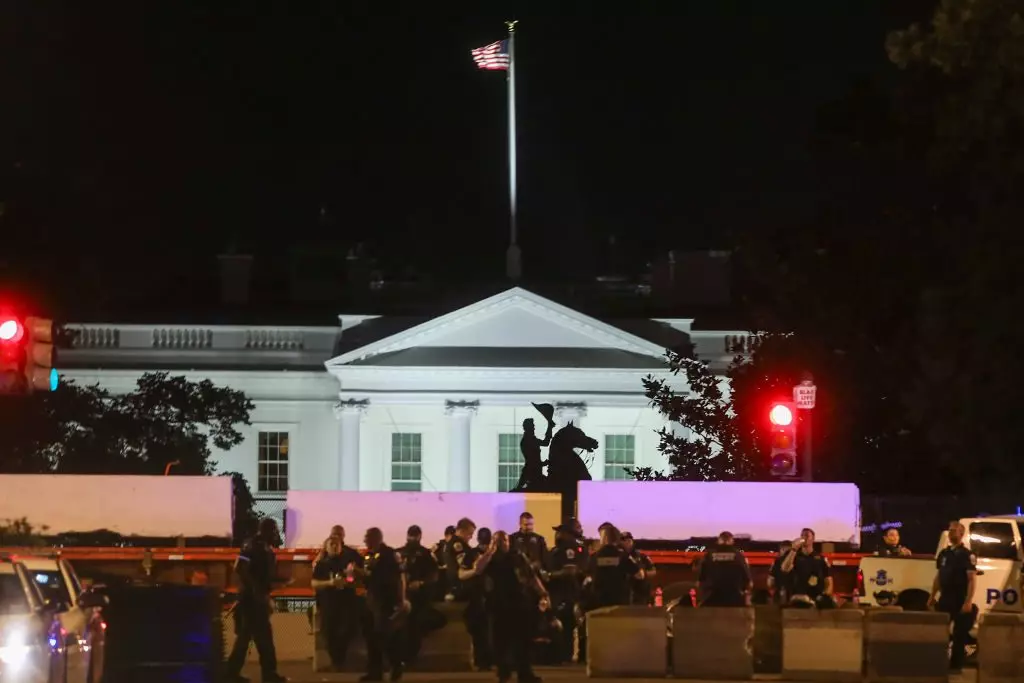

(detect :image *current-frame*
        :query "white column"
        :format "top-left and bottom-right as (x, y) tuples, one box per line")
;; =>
(445, 400), (479, 492)
(334, 399), (368, 491)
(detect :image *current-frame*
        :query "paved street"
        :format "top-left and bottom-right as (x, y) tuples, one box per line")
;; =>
(243, 662), (978, 683)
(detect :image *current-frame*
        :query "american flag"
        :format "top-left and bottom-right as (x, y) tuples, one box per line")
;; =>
(471, 40), (509, 71)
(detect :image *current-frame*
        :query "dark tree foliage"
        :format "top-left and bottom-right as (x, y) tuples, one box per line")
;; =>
(732, 0), (1024, 495)
(639, 335), (813, 482)
(0, 371), (254, 476)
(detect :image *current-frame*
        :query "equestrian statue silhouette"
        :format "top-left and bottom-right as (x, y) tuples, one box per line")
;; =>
(512, 403), (598, 505)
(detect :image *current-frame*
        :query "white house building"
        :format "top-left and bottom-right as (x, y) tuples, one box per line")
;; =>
(59, 287), (749, 505)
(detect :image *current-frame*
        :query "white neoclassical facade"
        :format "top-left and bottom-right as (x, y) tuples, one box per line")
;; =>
(60, 287), (748, 500)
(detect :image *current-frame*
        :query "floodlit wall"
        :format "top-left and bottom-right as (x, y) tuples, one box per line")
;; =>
(0, 474), (234, 538)
(285, 491), (562, 548)
(577, 480), (861, 544)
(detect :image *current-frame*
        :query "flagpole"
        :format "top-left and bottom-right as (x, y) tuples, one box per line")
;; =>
(505, 20), (521, 281)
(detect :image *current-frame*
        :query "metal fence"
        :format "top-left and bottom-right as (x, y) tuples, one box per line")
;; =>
(252, 496), (287, 533)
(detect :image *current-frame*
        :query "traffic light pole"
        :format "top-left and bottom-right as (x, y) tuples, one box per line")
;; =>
(802, 408), (814, 482)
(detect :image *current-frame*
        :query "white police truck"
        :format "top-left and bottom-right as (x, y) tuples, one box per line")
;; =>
(857, 515), (1024, 623)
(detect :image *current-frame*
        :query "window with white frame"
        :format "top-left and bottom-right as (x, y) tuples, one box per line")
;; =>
(603, 434), (635, 480)
(391, 433), (423, 491)
(498, 434), (521, 492)
(257, 431), (290, 493)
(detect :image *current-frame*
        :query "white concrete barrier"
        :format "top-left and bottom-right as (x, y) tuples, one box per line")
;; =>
(978, 612), (1024, 683)
(586, 606), (668, 678)
(781, 609), (864, 682)
(864, 609), (950, 683)
(671, 607), (754, 680)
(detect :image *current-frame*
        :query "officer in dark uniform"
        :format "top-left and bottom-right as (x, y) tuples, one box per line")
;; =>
(547, 522), (588, 663)
(399, 525), (439, 665)
(696, 531), (752, 607)
(360, 526), (409, 682)
(433, 525), (456, 600)
(311, 535), (364, 671)
(225, 517), (287, 683)
(876, 527), (912, 557)
(585, 524), (641, 608)
(476, 527), (492, 551)
(780, 528), (834, 607)
(510, 512), (549, 570)
(449, 517), (492, 670)
(473, 530), (550, 683)
(929, 521), (977, 673)
(621, 532), (656, 605)
(768, 541), (792, 605)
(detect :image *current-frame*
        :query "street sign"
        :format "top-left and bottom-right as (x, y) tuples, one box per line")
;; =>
(793, 383), (817, 409)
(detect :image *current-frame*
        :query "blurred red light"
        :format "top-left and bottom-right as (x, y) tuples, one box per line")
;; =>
(769, 404), (794, 426)
(0, 318), (23, 343)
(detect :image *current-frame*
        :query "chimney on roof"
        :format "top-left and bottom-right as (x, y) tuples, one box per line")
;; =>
(218, 247), (254, 306)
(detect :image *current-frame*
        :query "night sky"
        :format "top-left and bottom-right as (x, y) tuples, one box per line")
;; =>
(0, 2), (928, 309)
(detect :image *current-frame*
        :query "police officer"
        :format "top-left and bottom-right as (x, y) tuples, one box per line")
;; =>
(433, 525), (456, 600)
(876, 527), (912, 557)
(224, 517), (287, 683)
(311, 535), (364, 671)
(585, 524), (641, 608)
(929, 521), (977, 673)
(697, 531), (751, 607)
(450, 517), (492, 671)
(767, 541), (792, 605)
(473, 530), (550, 683)
(780, 528), (834, 607)
(548, 522), (588, 663)
(510, 512), (549, 570)
(477, 527), (493, 551)
(621, 532), (656, 605)
(399, 525), (439, 665)
(360, 526), (410, 682)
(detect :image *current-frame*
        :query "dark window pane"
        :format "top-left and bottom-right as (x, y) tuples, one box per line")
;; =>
(969, 522), (1018, 560)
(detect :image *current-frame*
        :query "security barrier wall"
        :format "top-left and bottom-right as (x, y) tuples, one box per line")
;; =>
(978, 612), (1024, 683)
(863, 609), (950, 683)
(586, 606), (668, 678)
(221, 599), (966, 681)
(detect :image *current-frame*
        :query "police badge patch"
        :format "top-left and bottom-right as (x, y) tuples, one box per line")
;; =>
(566, 549), (575, 559)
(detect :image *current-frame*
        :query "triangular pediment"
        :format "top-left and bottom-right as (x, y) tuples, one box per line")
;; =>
(326, 287), (667, 367)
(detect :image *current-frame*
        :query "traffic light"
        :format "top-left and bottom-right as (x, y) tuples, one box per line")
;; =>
(22, 317), (57, 393)
(0, 315), (25, 394)
(769, 401), (798, 477)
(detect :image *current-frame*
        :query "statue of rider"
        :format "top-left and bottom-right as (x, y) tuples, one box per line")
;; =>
(513, 404), (555, 491)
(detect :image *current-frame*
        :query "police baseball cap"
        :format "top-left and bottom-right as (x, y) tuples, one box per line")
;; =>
(407, 525), (422, 536)
(621, 531), (634, 540)
(553, 522), (576, 533)
(444, 525), (456, 535)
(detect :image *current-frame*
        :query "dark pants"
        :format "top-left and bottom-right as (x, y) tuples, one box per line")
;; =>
(226, 597), (278, 677)
(320, 597), (360, 668)
(701, 592), (746, 607)
(363, 602), (405, 677)
(553, 600), (577, 662)
(940, 601), (976, 669)
(465, 599), (493, 668)
(490, 605), (536, 681)
(404, 594), (429, 663)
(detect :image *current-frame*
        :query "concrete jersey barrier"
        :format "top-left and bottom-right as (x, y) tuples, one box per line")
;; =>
(978, 612), (1024, 683)
(781, 608), (864, 682)
(670, 606), (755, 680)
(864, 608), (950, 683)
(586, 605), (668, 678)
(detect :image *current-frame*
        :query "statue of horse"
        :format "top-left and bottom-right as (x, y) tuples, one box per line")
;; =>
(546, 421), (598, 492)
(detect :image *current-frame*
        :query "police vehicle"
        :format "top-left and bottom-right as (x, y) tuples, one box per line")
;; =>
(17, 555), (107, 683)
(857, 515), (1024, 626)
(0, 555), (70, 683)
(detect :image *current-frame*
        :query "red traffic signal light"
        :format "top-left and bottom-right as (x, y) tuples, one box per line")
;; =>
(0, 318), (24, 343)
(769, 403), (794, 426)
(768, 401), (798, 477)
